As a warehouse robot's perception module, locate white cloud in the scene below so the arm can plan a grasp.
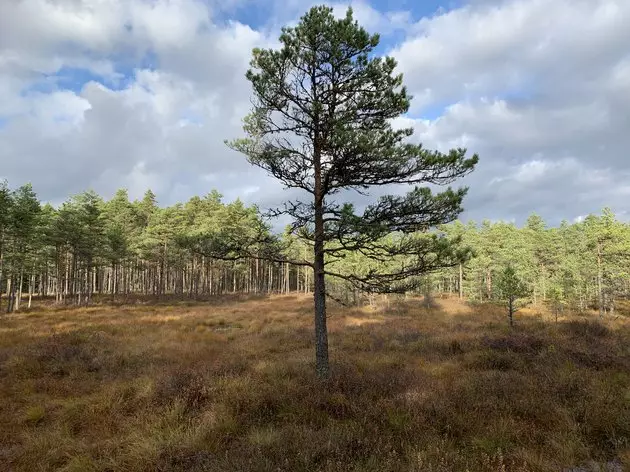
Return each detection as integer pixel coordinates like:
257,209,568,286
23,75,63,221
0,0,628,226
0,0,277,206
390,0,630,223
392,0,630,110
331,1,411,34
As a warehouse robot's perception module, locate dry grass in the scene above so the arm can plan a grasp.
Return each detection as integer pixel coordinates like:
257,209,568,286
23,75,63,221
1,295,629,471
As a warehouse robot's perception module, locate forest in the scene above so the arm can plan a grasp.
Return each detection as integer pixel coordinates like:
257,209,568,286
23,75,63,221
1,180,628,317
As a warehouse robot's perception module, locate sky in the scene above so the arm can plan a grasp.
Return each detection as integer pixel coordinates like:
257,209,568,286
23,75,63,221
0,0,629,227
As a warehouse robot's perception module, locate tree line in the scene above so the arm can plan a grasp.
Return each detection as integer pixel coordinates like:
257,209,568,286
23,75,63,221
432,211,630,316
2,179,627,316
0,181,316,313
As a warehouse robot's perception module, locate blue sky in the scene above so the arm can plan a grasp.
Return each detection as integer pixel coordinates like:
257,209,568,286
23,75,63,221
16,0,462,120
221,0,463,30
0,0,629,223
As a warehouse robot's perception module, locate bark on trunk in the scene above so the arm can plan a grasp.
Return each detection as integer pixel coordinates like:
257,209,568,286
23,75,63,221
6,277,12,313
0,247,4,313
597,242,604,318
16,270,23,311
313,218,329,378
28,273,33,309
313,137,329,378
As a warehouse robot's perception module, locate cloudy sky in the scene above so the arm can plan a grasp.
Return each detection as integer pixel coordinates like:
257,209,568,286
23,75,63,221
1,0,628,226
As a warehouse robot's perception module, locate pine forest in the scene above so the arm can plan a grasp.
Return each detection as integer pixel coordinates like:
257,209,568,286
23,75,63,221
1,181,627,316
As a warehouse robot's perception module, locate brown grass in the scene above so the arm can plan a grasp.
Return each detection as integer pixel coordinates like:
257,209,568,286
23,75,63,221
1,295,629,471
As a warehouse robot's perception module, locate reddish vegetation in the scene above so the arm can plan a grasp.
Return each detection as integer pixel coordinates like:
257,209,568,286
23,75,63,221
0,295,629,471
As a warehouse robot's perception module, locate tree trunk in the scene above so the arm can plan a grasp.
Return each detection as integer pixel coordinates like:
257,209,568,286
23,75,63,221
28,273,33,309
255,257,259,294
0,246,4,313
597,241,604,318
64,252,70,302
313,141,329,378
16,269,23,311
458,263,463,300
87,259,92,306
6,277,12,313
233,261,237,293
486,269,492,299
313,224,329,378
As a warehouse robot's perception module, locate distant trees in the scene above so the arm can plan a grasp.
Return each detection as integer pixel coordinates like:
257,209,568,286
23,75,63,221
3,183,40,312
433,209,630,315
0,175,627,325
495,265,528,327
0,181,12,312
229,6,477,377
0,181,306,313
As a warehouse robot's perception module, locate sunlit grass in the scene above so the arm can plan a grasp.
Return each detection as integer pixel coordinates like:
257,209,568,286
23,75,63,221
1,295,629,471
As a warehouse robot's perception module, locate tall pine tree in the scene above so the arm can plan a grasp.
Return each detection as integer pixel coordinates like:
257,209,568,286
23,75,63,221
228,6,478,377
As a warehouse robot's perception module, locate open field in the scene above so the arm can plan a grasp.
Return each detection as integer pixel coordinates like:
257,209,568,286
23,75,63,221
1,296,629,472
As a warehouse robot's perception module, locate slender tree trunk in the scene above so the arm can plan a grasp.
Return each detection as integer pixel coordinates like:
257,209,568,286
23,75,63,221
313,140,329,378
458,263,463,300
160,245,166,298
0,246,4,313
195,257,200,297
486,268,492,299
6,277,12,313
313,229,328,377
233,261,237,293
209,259,213,295
16,269,23,311
304,247,310,294
77,267,82,306
87,259,92,306
28,273,33,309
64,252,70,302
597,241,604,318
55,251,60,303
254,257,259,294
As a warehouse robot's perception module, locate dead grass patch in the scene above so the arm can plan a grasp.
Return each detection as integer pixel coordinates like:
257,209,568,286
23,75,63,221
0,295,629,471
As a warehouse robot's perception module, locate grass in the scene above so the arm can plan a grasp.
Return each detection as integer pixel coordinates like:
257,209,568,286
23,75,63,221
0,295,629,471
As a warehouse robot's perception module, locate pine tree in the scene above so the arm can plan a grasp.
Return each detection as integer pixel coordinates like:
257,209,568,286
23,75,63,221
102,189,137,298
0,181,12,312
495,264,527,327
53,192,104,305
228,6,477,377
6,184,41,312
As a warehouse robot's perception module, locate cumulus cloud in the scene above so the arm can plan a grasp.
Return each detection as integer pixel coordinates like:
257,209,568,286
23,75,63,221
391,0,630,223
0,0,274,206
0,0,628,227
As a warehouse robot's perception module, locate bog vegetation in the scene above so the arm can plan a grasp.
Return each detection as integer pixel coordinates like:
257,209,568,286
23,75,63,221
1,296,629,471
